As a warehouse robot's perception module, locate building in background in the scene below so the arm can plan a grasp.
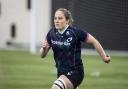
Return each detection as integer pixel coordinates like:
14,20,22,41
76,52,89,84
0,0,51,53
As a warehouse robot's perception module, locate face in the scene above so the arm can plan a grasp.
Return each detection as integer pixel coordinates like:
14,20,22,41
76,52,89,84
54,11,69,30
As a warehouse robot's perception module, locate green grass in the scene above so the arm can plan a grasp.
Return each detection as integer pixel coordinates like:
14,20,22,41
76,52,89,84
0,50,128,89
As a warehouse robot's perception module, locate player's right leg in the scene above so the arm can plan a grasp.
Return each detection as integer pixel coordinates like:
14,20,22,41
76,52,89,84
76,87,79,89
51,84,62,89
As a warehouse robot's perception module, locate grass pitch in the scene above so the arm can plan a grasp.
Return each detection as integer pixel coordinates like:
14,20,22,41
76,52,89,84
0,50,128,89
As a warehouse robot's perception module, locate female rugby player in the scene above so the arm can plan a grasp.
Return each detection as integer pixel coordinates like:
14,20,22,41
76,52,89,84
40,8,111,89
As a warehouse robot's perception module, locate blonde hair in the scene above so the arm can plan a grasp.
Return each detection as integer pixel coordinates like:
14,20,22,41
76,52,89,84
56,8,74,26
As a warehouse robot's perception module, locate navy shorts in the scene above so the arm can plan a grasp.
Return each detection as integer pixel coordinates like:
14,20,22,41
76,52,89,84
57,66,84,89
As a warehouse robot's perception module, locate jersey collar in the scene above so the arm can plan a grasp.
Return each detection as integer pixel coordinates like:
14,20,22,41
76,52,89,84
58,25,69,34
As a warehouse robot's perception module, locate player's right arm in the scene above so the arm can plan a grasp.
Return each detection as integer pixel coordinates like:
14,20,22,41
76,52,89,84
40,39,50,58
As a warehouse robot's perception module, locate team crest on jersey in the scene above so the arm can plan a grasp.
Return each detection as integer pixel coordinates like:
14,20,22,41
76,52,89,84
66,31,70,35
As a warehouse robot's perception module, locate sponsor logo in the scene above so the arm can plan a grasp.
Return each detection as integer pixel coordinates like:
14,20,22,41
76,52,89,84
51,40,70,46
51,37,72,46
67,37,72,42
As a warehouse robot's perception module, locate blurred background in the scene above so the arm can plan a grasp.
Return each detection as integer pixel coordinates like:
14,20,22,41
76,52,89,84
0,0,51,53
0,0,128,53
0,0,128,89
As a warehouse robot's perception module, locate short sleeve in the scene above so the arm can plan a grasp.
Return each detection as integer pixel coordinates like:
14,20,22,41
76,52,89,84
46,31,51,46
75,28,88,42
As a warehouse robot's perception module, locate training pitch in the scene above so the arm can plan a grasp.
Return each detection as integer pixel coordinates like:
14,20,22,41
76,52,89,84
0,50,128,89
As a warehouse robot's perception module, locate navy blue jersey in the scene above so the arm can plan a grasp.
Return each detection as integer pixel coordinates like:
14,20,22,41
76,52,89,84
46,26,88,73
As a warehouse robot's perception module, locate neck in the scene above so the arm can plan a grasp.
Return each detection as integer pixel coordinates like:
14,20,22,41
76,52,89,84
58,25,69,34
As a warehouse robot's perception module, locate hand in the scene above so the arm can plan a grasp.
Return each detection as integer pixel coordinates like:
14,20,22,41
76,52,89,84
103,55,111,63
40,40,50,53
41,40,50,49
40,40,50,58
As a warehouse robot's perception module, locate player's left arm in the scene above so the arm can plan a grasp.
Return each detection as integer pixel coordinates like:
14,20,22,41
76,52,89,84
86,33,111,63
